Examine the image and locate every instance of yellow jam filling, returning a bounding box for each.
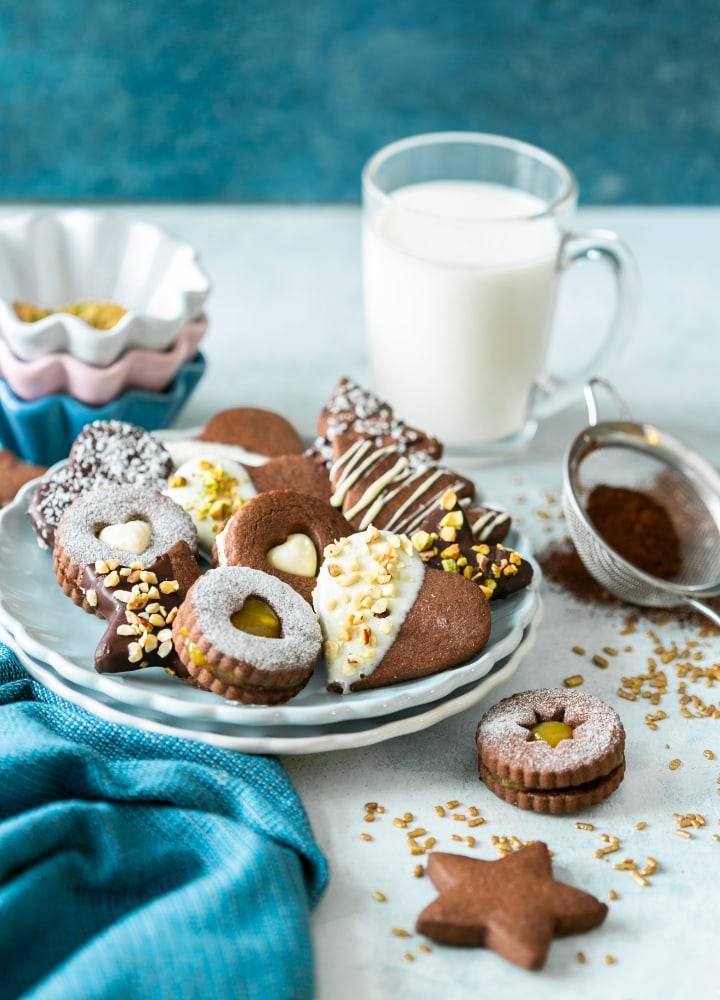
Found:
[231,597,282,638]
[530,720,574,747]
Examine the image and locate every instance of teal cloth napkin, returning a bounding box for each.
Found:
[0,645,328,1000]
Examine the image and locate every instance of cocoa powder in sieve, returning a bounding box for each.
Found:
[585,484,682,580]
[538,485,720,626]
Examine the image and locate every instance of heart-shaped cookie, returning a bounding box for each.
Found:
[313,526,491,693]
[215,489,355,604]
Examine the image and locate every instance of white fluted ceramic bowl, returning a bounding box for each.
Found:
[0,209,211,366]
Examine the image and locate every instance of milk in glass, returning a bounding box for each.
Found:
[363,180,561,448]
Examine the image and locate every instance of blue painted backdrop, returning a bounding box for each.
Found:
[2,0,719,203]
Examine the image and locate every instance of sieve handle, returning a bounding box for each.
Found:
[682,596,720,629]
[532,229,639,420]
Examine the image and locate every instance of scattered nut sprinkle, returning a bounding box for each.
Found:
[577,951,587,965]
[412,865,424,878]
[608,890,619,901]
[592,654,609,669]
[572,645,586,656]
[373,891,387,902]
[576,822,595,831]
[403,953,415,963]
[418,944,432,954]
[703,749,715,760]
[604,955,616,965]
[635,821,648,831]
[392,928,410,937]
[595,834,620,857]
[564,674,585,687]
[612,857,657,886]
[360,833,373,842]
[674,812,706,829]
[668,758,682,770]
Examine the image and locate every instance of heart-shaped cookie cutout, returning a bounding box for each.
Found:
[97,519,152,555]
[266,533,318,577]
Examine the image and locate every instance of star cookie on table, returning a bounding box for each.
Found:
[415,842,608,970]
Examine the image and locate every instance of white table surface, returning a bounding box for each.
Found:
[3,204,719,999]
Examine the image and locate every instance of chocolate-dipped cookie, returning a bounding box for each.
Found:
[83,540,201,677]
[314,525,491,693]
[28,419,174,548]
[53,485,198,614]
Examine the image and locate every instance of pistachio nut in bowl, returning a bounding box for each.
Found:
[0,209,211,366]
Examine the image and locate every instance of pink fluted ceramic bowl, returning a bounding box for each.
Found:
[0,352,206,466]
[0,313,207,405]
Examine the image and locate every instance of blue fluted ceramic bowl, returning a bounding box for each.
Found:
[0,352,206,466]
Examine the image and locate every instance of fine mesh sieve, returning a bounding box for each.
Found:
[562,378,720,628]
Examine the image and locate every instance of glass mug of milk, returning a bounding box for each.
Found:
[362,132,638,456]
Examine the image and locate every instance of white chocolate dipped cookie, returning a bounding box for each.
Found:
[314,525,491,693]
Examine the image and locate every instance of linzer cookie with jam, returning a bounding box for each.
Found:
[313,525,491,693]
[475,688,626,814]
[172,565,322,705]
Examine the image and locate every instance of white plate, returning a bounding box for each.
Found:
[0,476,540,728]
[0,609,541,754]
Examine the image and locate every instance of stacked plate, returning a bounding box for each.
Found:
[0,210,210,465]
[0,476,541,754]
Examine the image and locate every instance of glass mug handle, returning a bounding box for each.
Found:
[532,229,640,420]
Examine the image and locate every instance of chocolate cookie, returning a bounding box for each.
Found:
[476,688,626,814]
[310,375,443,466]
[172,566,322,704]
[409,489,533,600]
[416,842,608,970]
[82,540,201,677]
[197,406,304,457]
[313,526,491,693]
[214,489,354,604]
[0,450,47,507]
[327,436,475,535]
[53,485,199,614]
[28,419,174,548]
[251,454,332,501]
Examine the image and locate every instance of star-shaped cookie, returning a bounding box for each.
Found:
[416,842,608,970]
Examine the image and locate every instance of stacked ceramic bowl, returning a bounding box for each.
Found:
[0,209,211,465]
